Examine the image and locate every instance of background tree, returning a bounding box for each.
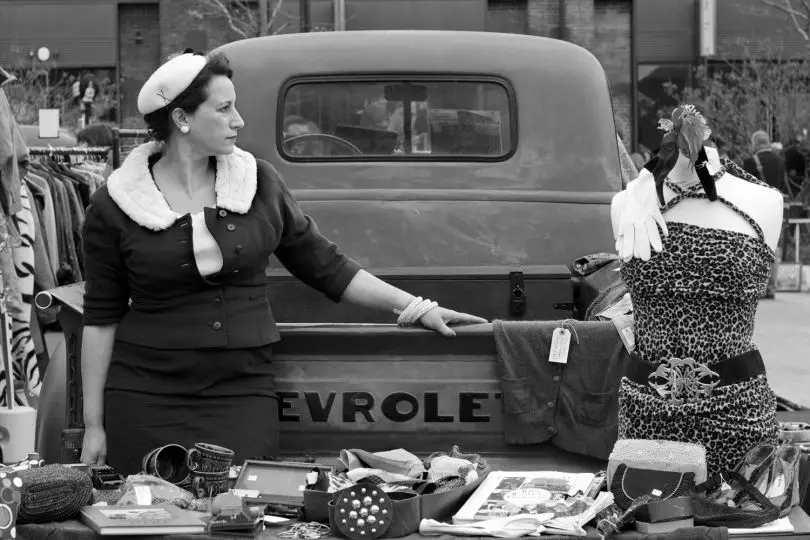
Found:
[3,49,118,130]
[660,41,810,162]
[758,0,810,41]
[187,0,339,39]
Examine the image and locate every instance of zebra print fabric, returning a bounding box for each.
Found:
[0,186,41,407]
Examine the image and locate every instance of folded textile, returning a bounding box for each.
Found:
[572,252,620,277]
[595,292,633,321]
[345,468,415,484]
[419,513,553,538]
[338,448,425,477]
[584,278,628,322]
[426,445,488,471]
[425,455,477,484]
[326,472,416,494]
[493,319,631,459]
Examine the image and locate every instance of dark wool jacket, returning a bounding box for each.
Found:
[82,142,361,349]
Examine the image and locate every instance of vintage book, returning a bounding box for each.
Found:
[452,471,596,525]
[80,504,206,535]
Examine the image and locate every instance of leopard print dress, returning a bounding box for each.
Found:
[618,159,779,475]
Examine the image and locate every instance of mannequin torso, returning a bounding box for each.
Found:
[611,148,783,252]
[611,147,781,475]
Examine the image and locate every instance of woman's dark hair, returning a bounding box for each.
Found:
[76,124,115,147]
[143,51,233,141]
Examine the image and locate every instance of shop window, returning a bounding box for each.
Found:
[636,64,691,154]
[279,77,515,161]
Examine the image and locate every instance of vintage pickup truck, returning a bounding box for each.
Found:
[35,30,623,466]
[35,31,804,474]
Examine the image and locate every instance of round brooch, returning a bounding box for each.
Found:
[333,484,393,540]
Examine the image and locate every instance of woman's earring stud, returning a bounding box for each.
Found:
[180,126,190,134]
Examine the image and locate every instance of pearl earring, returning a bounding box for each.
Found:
[180,126,190,134]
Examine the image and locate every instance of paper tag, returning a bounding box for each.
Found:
[306,472,318,485]
[613,314,636,353]
[298,485,306,492]
[134,485,152,506]
[247,474,258,482]
[549,327,571,364]
[651,489,662,497]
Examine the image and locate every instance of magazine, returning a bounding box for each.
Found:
[452,471,597,525]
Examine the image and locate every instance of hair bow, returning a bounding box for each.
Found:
[646,105,716,205]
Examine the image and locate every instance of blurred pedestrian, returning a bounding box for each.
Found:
[743,130,789,195]
[783,129,807,192]
[76,123,115,148]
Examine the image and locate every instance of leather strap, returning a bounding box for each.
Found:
[625,350,766,388]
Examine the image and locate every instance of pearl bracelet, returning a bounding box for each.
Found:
[395,296,439,326]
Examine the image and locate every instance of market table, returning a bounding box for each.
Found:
[15,506,810,540]
[17,415,810,540]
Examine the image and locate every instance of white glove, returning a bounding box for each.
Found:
[615,170,668,262]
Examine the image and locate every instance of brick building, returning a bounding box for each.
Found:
[0,0,804,150]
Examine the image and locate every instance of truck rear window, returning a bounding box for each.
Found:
[279,78,514,161]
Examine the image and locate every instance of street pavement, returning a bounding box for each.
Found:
[756,293,810,408]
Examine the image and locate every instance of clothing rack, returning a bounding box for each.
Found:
[23,145,111,387]
[112,128,150,169]
[27,146,111,156]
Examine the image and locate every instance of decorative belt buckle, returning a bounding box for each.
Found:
[648,357,719,406]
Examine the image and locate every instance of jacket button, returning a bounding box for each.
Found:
[546,400,555,408]
[212,321,223,330]
[552,375,560,382]
[547,426,557,435]
[226,224,236,232]
[219,209,227,218]
[235,244,243,253]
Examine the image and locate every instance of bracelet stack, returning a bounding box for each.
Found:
[395,297,439,326]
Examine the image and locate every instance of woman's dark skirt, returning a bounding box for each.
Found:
[103,341,280,475]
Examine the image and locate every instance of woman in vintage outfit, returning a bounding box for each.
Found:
[80,51,486,474]
[611,105,783,475]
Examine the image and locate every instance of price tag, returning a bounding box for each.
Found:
[549,327,571,364]
[613,314,636,353]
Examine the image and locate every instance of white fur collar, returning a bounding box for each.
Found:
[106,141,257,231]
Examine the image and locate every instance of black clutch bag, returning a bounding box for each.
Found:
[610,464,696,510]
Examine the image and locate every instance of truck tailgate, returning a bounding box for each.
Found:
[274,323,518,455]
[267,265,573,322]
